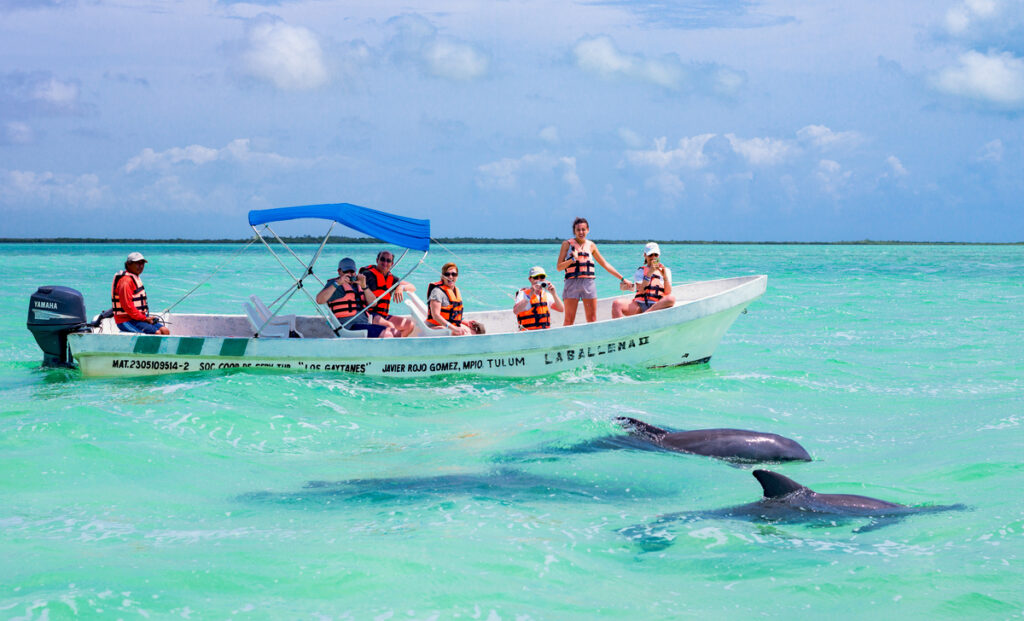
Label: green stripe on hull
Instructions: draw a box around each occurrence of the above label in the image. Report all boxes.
[133,336,162,354]
[219,338,249,357]
[176,337,205,356]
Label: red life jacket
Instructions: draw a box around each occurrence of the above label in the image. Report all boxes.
[633,265,666,305]
[516,288,551,330]
[111,270,149,321]
[425,281,463,327]
[360,265,396,315]
[326,279,366,319]
[564,239,596,279]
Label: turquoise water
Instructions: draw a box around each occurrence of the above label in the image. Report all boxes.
[1,243,1022,619]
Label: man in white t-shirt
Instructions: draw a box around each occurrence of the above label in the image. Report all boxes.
[513,266,565,330]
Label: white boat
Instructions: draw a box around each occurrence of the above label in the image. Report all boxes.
[27,203,766,378]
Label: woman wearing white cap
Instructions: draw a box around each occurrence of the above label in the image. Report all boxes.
[611,242,675,318]
[513,266,564,330]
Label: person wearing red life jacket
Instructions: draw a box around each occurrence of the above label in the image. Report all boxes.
[111,251,170,335]
[555,217,629,326]
[612,242,676,318]
[513,266,564,330]
[359,250,417,337]
[315,257,394,338]
[426,262,472,336]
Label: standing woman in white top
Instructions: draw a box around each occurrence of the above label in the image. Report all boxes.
[555,217,628,326]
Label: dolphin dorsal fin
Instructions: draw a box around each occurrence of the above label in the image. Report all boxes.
[753,470,806,498]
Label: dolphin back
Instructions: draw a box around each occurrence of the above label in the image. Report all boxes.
[615,416,669,442]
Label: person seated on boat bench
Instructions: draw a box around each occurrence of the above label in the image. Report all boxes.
[612,242,676,319]
[112,252,170,335]
[513,266,564,331]
[316,258,394,338]
[426,262,473,336]
[360,250,416,338]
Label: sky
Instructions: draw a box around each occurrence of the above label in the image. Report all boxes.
[0,0,1022,242]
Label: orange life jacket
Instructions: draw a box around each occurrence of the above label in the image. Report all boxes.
[425,281,463,327]
[326,279,366,319]
[563,239,596,279]
[633,265,666,305]
[360,265,396,315]
[111,270,149,320]
[516,288,551,330]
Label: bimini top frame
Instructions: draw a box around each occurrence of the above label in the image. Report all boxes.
[247,203,430,336]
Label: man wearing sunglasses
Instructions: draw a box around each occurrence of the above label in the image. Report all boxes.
[513,266,564,330]
[359,250,416,338]
[316,257,392,337]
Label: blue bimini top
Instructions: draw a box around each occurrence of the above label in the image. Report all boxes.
[248,203,431,252]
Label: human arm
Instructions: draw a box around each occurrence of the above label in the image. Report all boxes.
[555,240,575,272]
[661,266,672,296]
[545,284,564,313]
[117,277,149,321]
[512,290,531,314]
[391,280,415,303]
[316,278,338,304]
[591,243,626,282]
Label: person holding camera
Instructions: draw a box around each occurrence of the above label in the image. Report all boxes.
[513,266,564,331]
[611,242,676,319]
[316,257,393,337]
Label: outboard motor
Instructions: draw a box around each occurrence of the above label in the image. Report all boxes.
[27,286,88,368]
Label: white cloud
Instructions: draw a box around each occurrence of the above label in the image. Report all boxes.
[423,38,488,81]
[625,135,716,170]
[977,138,1004,162]
[726,133,796,166]
[1,121,33,144]
[618,128,645,149]
[943,0,1024,52]
[644,172,685,199]
[476,152,582,197]
[238,15,328,90]
[0,169,104,205]
[387,14,489,82]
[816,159,851,196]
[539,125,559,144]
[0,71,81,114]
[886,155,909,177]
[124,139,303,173]
[796,125,863,150]
[574,36,683,89]
[934,49,1024,107]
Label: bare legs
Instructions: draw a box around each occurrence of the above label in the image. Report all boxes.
[563,297,598,325]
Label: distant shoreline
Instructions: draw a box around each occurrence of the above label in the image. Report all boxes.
[0,237,1020,246]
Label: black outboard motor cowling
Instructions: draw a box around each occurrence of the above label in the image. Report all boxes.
[27,286,88,367]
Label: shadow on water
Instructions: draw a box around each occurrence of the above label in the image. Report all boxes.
[238,467,674,508]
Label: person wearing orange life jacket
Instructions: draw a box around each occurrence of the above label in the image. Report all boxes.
[359,250,416,338]
[513,266,564,330]
[555,217,629,326]
[426,262,472,336]
[112,251,170,335]
[316,257,393,338]
[612,242,676,319]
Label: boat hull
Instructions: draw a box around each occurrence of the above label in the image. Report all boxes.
[70,275,765,379]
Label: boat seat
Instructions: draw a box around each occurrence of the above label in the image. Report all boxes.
[244,295,302,338]
[402,292,449,337]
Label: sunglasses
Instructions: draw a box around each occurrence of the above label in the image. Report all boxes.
[342,270,355,274]
[444,272,459,277]
[531,275,546,280]
[647,253,659,258]
[378,257,393,264]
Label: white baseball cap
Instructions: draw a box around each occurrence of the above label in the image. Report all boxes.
[126,252,147,263]
[528,266,547,279]
[643,242,661,256]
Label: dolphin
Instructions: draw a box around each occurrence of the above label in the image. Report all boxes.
[615,416,812,463]
[619,469,966,548]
